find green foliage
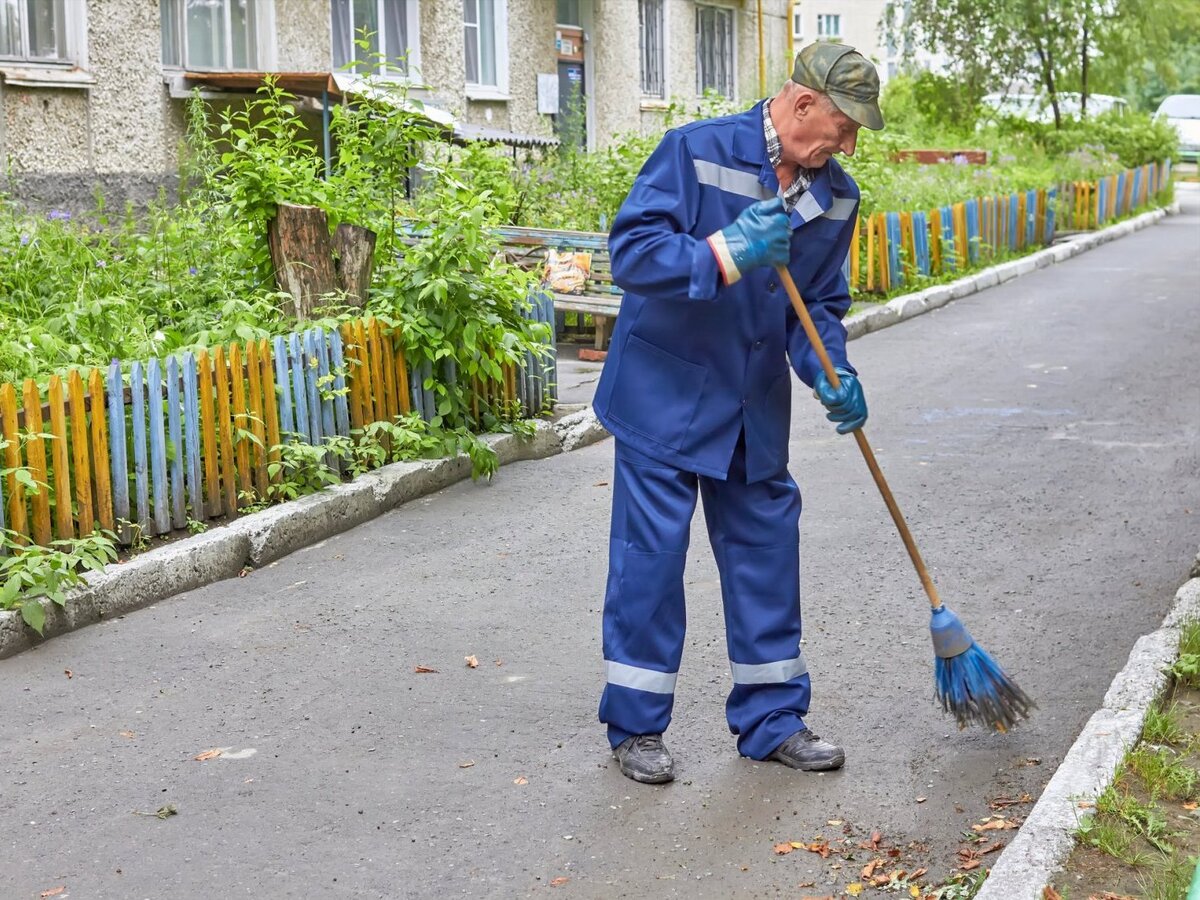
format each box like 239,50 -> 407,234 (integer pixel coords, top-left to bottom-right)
261,438 -> 342,503
0,529 -> 118,634
1142,701 -> 1186,746
1040,111 -> 1180,167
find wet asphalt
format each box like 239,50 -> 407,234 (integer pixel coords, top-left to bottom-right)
1,192 -> 1198,899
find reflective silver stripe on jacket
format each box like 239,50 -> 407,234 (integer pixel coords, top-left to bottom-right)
606,660 -> 678,694
824,197 -> 857,221
729,652 -> 808,685
693,160 -> 776,201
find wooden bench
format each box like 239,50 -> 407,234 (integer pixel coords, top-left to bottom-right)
495,226 -> 622,352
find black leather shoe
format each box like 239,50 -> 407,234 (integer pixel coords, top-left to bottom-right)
768,729 -> 846,771
613,734 -> 675,784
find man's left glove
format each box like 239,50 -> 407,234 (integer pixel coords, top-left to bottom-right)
814,367 -> 867,434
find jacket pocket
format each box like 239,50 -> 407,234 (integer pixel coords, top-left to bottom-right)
609,334 -> 708,451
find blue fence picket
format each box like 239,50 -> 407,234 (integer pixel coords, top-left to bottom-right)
1007,194 -> 1019,249
181,352 -> 204,521
314,329 -> 337,442
166,356 -> 186,529
287,333 -> 311,443
1116,172 -> 1127,216
1045,187 -> 1058,243
107,361 -> 130,535
1131,169 -> 1142,210
328,328 -> 351,438
1025,190 -> 1037,245
147,358 -> 169,535
912,211 -> 930,275
965,200 -> 980,265
885,212 -> 903,288
272,336 -> 295,439
302,330 -> 323,448
130,361 -> 150,529
939,205 -> 956,272
1097,179 -> 1108,225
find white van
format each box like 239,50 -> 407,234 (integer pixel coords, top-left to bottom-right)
1153,94 -> 1200,163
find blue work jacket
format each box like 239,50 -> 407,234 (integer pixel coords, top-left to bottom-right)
592,100 -> 860,483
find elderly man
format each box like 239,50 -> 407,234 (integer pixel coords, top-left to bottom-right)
591,43 -> 884,784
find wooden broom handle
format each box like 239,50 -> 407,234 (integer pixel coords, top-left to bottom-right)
775,266 -> 942,609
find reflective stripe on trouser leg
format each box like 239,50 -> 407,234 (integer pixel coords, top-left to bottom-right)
599,441 -> 698,749
699,437 -> 809,760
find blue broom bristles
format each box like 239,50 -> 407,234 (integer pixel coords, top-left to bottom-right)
931,605 -> 1035,733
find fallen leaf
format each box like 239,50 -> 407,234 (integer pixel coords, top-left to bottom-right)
861,859 -> 881,879
1042,888 -> 1063,900
960,859 -> 981,871
414,665 -> 438,674
790,841 -> 805,849
972,817 -> 1017,832
910,867 -> 927,879
118,730 -> 135,739
458,760 -> 475,768
805,840 -> 831,859
774,842 -> 795,855
910,888 -> 921,899
63,669 -> 73,679
871,829 -> 883,849
827,819 -> 843,826
549,877 -> 570,887
1077,801 -> 1095,809
872,874 -> 890,886
40,888 -> 66,898
845,884 -> 864,897
465,655 -> 479,668
887,847 -> 902,858
1021,756 -> 1042,766
193,748 -> 222,761
495,659 -> 504,666
514,776 -> 528,785
594,481 -> 609,486
1184,801 -> 1198,811
980,841 -> 1005,855
915,796 -> 927,803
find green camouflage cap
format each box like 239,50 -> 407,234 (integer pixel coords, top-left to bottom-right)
791,42 -> 884,131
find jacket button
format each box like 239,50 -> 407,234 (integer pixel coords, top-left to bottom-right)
754,340 -> 764,349
767,282 -> 778,292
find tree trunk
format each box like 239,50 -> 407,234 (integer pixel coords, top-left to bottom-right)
1081,19 -> 1090,116
267,202 -> 338,321
333,223 -> 377,309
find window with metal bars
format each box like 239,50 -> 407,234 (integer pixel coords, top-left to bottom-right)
639,0 -> 664,98
695,5 -> 734,99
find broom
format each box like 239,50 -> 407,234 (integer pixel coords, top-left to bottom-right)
776,266 -> 1035,732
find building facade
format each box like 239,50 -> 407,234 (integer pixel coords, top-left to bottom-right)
0,0 -> 800,207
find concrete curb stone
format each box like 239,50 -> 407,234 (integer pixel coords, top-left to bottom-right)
976,574 -> 1200,899
0,205 -> 1170,658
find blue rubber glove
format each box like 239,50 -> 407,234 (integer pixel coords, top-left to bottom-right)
814,367 -> 867,434
706,197 -> 791,285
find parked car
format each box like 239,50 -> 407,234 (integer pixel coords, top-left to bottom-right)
1153,94 -> 1200,163
981,92 -> 1128,124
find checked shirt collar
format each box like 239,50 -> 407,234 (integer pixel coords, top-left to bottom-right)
763,98 -> 814,213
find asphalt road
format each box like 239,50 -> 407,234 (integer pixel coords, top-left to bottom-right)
2,194 -> 1198,899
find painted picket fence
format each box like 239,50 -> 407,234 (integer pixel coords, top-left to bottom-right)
0,304 -> 557,548
845,160 -> 1171,293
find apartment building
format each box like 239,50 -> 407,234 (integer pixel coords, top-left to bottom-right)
0,1 -> 796,206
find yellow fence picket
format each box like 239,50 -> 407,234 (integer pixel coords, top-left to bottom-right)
68,370 -> 95,536
353,320 -> 375,425
229,342 -> 252,498
48,375 -> 74,540
258,339 -> 282,481
245,340 -> 269,498
196,350 -> 220,513
88,368 -> 114,533
366,319 -> 387,424
213,346 -> 238,517
22,379 -> 51,546
1,382 -> 27,541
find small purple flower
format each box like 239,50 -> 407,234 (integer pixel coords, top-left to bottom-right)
952,154 -> 969,166
47,209 -> 71,221
96,259 -> 106,268
19,234 -> 30,245
189,266 -> 198,275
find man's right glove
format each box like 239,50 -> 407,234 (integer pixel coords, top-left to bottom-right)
706,197 -> 791,285
814,367 -> 868,434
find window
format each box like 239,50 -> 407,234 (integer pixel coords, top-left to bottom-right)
556,0 -> 580,26
464,0 -> 507,92
639,0 -> 664,98
0,0 -> 70,62
695,5 -> 734,99
817,13 -> 841,39
331,0 -> 419,77
161,0 -> 266,71
792,5 -> 803,41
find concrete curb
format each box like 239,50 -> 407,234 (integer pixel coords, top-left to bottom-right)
0,414 -> 610,659
844,204 -> 1172,341
976,571 -> 1200,899
0,202 -> 1172,659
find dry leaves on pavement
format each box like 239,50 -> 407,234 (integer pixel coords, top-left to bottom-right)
514,776 -> 528,785
549,877 -> 570,887
40,888 -> 66,898
414,665 -> 438,674
193,748 -> 222,761
465,655 -> 479,668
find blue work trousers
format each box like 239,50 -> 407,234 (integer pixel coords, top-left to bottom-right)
599,436 -> 810,760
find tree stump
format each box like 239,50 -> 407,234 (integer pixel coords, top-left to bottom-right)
267,202 -> 338,321
333,223 -> 377,309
